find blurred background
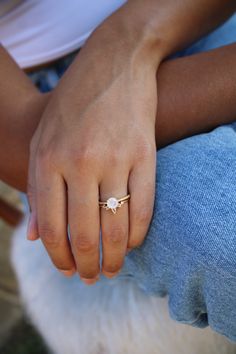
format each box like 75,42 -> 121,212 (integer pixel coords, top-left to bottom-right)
0,182 -> 48,353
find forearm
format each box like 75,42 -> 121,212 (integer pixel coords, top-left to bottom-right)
105,0 -> 236,61
0,92 -> 48,190
156,43 -> 236,148
0,46 -> 49,190
0,45 -> 39,106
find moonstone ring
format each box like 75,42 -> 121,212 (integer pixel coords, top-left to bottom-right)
99,194 -> 131,214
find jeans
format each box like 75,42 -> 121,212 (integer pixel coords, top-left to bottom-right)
27,13 -> 236,341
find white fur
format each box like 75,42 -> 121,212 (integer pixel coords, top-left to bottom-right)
10,217 -> 235,354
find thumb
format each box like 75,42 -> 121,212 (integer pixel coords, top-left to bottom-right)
26,152 -> 39,241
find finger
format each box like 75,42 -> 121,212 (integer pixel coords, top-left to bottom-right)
27,145 -> 39,241
128,152 -> 156,250
100,170 -> 129,278
26,211 -> 38,241
36,158 -> 76,274
68,177 -> 100,283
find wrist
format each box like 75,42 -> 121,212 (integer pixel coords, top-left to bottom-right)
92,4 -> 164,71
85,8 -> 165,71
98,0 -> 236,69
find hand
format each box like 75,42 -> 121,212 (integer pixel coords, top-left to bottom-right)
27,16 -> 161,284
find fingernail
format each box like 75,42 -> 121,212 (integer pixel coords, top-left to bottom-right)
102,270 -> 120,279
81,275 -> 99,285
27,213 -> 38,241
60,269 -> 76,277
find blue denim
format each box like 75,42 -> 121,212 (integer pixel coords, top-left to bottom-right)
27,13 -> 236,341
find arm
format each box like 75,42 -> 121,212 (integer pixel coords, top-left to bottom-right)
2,0 -> 236,281
1,43 -> 236,192
3,0 -> 235,187
0,46 -> 49,190
105,0 -> 236,61
27,0 -> 236,281
3,0 -> 233,148
156,43 -> 236,147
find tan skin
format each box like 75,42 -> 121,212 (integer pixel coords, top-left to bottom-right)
1,42 -> 236,280
2,43 -> 236,189
1,0 -> 236,284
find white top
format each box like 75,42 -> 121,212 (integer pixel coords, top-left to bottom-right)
0,0 -> 126,69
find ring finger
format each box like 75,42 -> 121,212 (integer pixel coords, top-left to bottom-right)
100,170 -> 129,278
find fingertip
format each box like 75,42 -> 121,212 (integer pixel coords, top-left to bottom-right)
27,213 -> 39,241
80,274 -> 100,285
102,269 -> 120,279
60,268 -> 76,277
27,233 -> 40,241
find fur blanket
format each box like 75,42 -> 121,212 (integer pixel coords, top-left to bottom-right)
10,217 -> 236,354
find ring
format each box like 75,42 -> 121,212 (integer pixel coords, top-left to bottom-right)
99,194 -> 131,214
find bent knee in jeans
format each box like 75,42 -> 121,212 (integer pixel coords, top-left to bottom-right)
122,123 -> 236,340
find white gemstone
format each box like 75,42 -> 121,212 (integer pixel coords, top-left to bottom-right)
107,197 -> 118,209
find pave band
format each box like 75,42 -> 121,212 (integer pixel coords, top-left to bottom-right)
99,194 -> 131,214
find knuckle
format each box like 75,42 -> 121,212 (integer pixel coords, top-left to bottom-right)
36,146 -> 54,169
35,137 -> 60,168
128,238 -> 144,249
74,145 -> 97,165
104,261 -> 123,274
39,225 -> 61,249
79,268 -> 99,279
54,262 -> 73,271
73,235 -> 98,254
136,138 -> 156,162
103,226 -> 127,246
133,205 -> 153,225
107,150 -> 124,167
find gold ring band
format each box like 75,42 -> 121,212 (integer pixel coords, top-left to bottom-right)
99,194 -> 131,214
